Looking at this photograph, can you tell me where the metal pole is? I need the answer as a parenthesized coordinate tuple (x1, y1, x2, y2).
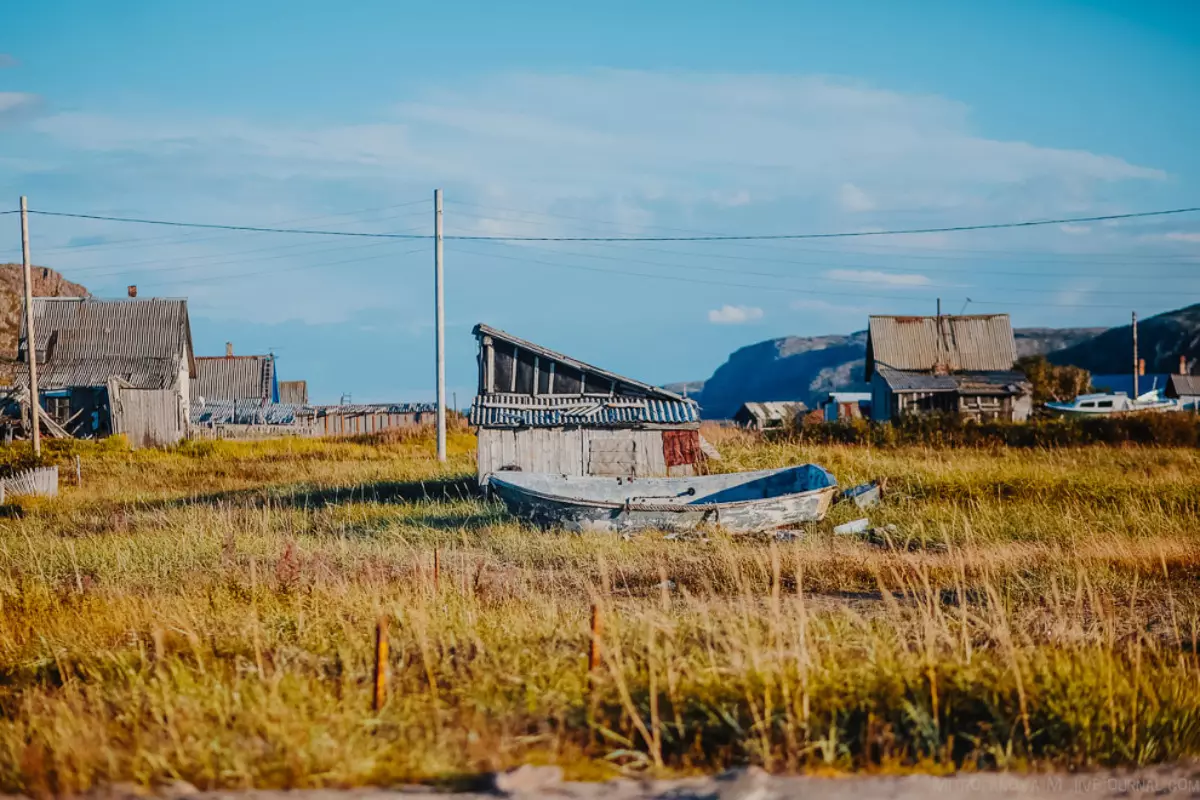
(434, 189, 447, 462)
(1132, 311, 1139, 399)
(19, 197, 40, 458)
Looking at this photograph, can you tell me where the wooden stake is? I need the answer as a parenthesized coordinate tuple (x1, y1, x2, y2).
(74, 454, 82, 487)
(588, 603, 603, 676)
(373, 616, 389, 711)
(433, 548, 441, 592)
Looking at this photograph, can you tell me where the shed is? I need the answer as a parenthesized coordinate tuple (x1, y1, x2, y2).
(733, 401, 807, 430)
(279, 380, 309, 405)
(865, 314, 1031, 422)
(1166, 374, 1200, 411)
(18, 297, 195, 446)
(821, 392, 871, 422)
(470, 324, 702, 483)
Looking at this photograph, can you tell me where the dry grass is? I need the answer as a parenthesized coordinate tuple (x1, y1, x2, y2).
(1, 429, 1198, 793)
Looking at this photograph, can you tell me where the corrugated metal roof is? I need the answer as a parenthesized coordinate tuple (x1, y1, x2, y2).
(473, 323, 685, 402)
(470, 393, 699, 428)
(1167, 374, 1200, 398)
(877, 366, 1028, 395)
(192, 400, 306, 425)
(191, 356, 274, 403)
(735, 401, 808, 424)
(18, 297, 193, 390)
(316, 403, 437, 415)
(866, 314, 1017, 378)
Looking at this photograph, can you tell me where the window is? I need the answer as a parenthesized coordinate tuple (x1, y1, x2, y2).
(1080, 402, 1095, 408)
(1097, 400, 1113, 409)
(46, 396, 71, 425)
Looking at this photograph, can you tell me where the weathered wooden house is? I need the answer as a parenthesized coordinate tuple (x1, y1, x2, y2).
(866, 314, 1032, 423)
(191, 345, 278, 407)
(18, 297, 196, 447)
(470, 324, 702, 483)
(733, 401, 808, 430)
(1166, 373, 1200, 411)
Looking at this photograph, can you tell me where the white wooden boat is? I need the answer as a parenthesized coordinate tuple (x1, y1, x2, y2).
(488, 464, 838, 534)
(1045, 390, 1177, 417)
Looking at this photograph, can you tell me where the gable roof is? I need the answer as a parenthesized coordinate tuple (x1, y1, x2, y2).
(191, 355, 276, 404)
(19, 297, 194, 390)
(473, 323, 685, 401)
(1167, 374, 1200, 398)
(865, 314, 1017, 379)
(734, 401, 808, 424)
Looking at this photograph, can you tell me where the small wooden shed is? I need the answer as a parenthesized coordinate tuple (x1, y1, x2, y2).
(470, 324, 703, 484)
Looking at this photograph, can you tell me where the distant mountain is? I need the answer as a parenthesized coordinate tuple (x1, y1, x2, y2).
(691, 325, 1111, 419)
(1048, 303, 1200, 375)
(662, 380, 706, 398)
(0, 264, 89, 361)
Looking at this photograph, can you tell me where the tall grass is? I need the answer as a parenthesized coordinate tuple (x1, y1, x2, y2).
(0, 431, 1197, 793)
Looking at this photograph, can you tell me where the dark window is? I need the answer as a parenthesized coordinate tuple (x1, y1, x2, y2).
(1080, 402, 1095, 408)
(1097, 400, 1113, 409)
(46, 396, 71, 425)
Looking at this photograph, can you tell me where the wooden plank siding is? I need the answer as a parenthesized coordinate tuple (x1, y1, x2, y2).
(477, 428, 688, 483)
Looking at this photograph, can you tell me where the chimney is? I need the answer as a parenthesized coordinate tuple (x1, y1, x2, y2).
(225, 342, 234, 357)
(127, 285, 137, 298)
(1182, 356, 1189, 376)
(1138, 358, 1146, 376)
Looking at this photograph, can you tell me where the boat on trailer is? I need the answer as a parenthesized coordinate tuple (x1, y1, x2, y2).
(488, 464, 839, 534)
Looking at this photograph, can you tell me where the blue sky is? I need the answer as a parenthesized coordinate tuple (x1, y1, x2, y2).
(2, 1, 1199, 402)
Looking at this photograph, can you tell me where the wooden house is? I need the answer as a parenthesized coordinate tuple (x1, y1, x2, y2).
(733, 401, 807, 430)
(18, 297, 195, 447)
(866, 314, 1032, 423)
(470, 324, 702, 483)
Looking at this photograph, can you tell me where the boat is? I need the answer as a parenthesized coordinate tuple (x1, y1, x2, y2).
(1045, 390, 1177, 417)
(488, 464, 839, 534)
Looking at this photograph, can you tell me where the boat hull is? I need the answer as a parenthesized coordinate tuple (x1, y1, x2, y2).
(489, 465, 838, 534)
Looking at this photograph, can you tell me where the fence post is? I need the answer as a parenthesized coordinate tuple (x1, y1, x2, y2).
(373, 615, 389, 712)
(75, 455, 82, 487)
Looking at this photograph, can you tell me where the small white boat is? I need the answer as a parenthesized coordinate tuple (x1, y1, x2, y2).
(1045, 390, 1177, 417)
(488, 464, 839, 534)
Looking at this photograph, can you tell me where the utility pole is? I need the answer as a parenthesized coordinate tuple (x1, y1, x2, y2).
(19, 197, 40, 458)
(434, 189, 447, 462)
(1132, 311, 1139, 399)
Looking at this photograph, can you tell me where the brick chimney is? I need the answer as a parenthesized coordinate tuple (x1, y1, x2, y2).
(127, 285, 137, 298)
(1182, 355, 1189, 376)
(225, 342, 234, 357)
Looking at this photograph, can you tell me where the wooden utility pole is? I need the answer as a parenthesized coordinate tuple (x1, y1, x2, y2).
(434, 189, 447, 462)
(19, 197, 40, 458)
(1132, 311, 1139, 400)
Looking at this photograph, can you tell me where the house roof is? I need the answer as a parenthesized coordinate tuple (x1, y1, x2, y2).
(470, 393, 699, 428)
(191, 355, 275, 404)
(1167, 374, 1200, 398)
(876, 366, 1029, 395)
(18, 297, 194, 391)
(735, 401, 808, 424)
(473, 323, 686, 402)
(865, 314, 1017, 379)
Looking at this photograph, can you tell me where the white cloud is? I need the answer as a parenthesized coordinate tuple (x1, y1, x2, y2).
(0, 92, 36, 116)
(838, 182, 875, 212)
(825, 269, 931, 287)
(708, 305, 764, 324)
(1164, 232, 1200, 243)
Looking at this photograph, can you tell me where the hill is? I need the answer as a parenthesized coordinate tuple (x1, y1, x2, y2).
(693, 325, 1106, 419)
(0, 263, 89, 362)
(1048, 304, 1200, 375)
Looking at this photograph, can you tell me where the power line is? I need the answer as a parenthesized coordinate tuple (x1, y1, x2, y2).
(25, 205, 1200, 243)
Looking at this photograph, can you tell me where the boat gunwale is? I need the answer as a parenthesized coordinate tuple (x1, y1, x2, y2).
(489, 473, 839, 514)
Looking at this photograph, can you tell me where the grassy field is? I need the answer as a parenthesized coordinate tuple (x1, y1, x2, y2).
(1, 426, 1199, 793)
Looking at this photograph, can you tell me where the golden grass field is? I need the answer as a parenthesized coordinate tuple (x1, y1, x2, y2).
(1, 425, 1198, 794)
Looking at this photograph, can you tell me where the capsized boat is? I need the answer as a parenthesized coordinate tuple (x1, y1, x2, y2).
(1045, 390, 1177, 417)
(488, 464, 838, 534)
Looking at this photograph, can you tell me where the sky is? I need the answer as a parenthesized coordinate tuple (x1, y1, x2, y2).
(2, 0, 1199, 403)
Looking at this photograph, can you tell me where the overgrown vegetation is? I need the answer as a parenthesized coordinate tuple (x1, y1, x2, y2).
(1015, 354, 1091, 403)
(0, 428, 1198, 793)
(785, 411, 1200, 448)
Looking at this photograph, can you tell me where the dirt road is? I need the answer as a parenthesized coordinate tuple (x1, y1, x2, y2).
(81, 763, 1200, 800)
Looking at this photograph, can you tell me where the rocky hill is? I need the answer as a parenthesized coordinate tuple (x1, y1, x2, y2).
(0, 264, 89, 361)
(692, 325, 1107, 419)
(1048, 304, 1200, 375)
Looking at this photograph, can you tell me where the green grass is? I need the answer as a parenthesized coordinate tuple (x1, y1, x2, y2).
(0, 428, 1198, 793)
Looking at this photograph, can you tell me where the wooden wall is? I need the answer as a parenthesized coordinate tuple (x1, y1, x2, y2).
(477, 427, 697, 484)
(112, 387, 186, 448)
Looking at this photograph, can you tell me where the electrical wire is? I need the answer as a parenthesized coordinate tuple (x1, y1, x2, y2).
(26, 205, 1200, 243)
